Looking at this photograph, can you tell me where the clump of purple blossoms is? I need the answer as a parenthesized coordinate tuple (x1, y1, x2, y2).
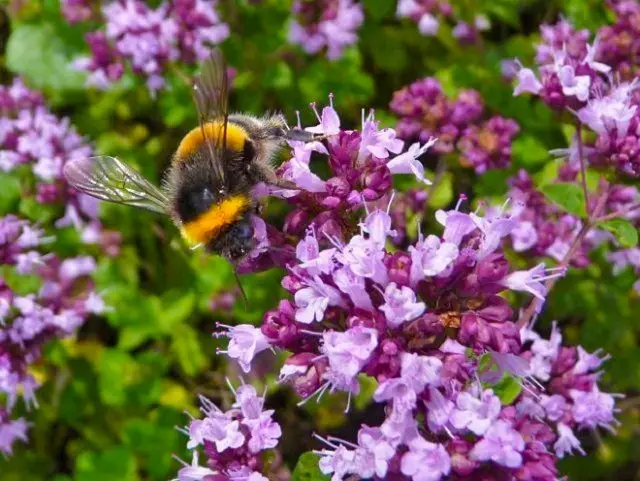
(61, 0, 94, 23)
(597, 0, 640, 80)
(0, 215, 105, 455)
(395, 0, 453, 37)
(514, 18, 594, 110)
(395, 0, 490, 44)
(213, 100, 619, 480)
(74, 0, 229, 93)
(458, 116, 520, 174)
(288, 0, 364, 60)
(390, 78, 519, 172)
(390, 78, 484, 152)
(0, 77, 119, 247)
(513, 18, 640, 177)
(174, 381, 281, 481)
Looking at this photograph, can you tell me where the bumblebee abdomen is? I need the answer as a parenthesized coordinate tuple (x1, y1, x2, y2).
(175, 121, 249, 161)
(180, 194, 252, 246)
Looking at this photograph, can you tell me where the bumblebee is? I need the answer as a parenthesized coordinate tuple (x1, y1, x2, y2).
(64, 49, 316, 263)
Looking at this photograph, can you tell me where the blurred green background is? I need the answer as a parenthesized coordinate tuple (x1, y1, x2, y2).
(0, 0, 638, 480)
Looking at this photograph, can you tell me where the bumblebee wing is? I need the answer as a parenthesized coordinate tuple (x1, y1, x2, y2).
(192, 48, 229, 187)
(63, 155, 169, 214)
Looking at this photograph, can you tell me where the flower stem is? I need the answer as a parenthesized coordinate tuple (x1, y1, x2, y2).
(595, 202, 640, 223)
(516, 183, 610, 328)
(576, 122, 591, 221)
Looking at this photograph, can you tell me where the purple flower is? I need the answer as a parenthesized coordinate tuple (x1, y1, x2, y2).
(386, 139, 436, 184)
(306, 96, 342, 136)
(336, 235, 389, 285)
(294, 276, 344, 324)
(436, 207, 476, 246)
(409, 235, 458, 284)
(540, 394, 567, 422)
(400, 436, 451, 481)
(176, 382, 282, 480)
(425, 387, 455, 434)
(332, 266, 373, 310)
(317, 444, 357, 480)
(400, 352, 442, 392)
(570, 386, 619, 432)
(0, 411, 28, 456)
(577, 81, 637, 137)
(173, 451, 216, 481)
(554, 423, 585, 458)
(76, 0, 228, 93)
(470, 420, 525, 468)
(354, 426, 396, 478)
(289, 0, 364, 60)
(500, 263, 565, 300)
(380, 282, 425, 328)
(215, 323, 271, 373)
(458, 116, 520, 173)
(450, 387, 501, 435)
(188, 416, 245, 452)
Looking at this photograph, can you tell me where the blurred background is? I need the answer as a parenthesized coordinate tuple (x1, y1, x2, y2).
(0, 0, 638, 480)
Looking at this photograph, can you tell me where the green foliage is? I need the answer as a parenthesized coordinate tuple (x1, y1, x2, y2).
(540, 182, 588, 218)
(492, 373, 523, 405)
(1, 1, 639, 480)
(599, 219, 639, 248)
(292, 452, 330, 481)
(7, 23, 85, 93)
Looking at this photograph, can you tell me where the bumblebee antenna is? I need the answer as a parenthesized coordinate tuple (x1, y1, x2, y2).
(233, 268, 249, 309)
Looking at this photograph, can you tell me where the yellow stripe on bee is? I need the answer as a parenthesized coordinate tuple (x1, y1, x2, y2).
(176, 121, 248, 159)
(180, 194, 251, 245)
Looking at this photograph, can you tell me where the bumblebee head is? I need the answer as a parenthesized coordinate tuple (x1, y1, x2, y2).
(219, 218, 255, 262)
(200, 215, 254, 263)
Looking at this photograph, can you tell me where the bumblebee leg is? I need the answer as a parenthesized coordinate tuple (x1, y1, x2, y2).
(248, 162, 297, 190)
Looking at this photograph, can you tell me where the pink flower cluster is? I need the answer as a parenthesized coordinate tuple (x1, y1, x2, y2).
(73, 0, 229, 93)
(61, 0, 94, 24)
(174, 382, 281, 481)
(396, 0, 490, 44)
(390, 78, 519, 173)
(0, 215, 105, 455)
(288, 0, 364, 60)
(0, 78, 118, 244)
(598, 0, 640, 80)
(0, 78, 120, 252)
(514, 18, 640, 177)
(211, 101, 618, 480)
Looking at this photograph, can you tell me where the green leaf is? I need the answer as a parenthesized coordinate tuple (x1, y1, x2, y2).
(363, 0, 396, 20)
(540, 183, 587, 218)
(6, 23, 85, 92)
(75, 446, 137, 481)
(428, 171, 453, 209)
(599, 218, 639, 248)
(98, 349, 133, 407)
(292, 452, 330, 481)
(492, 373, 523, 405)
(0, 175, 21, 214)
(170, 324, 207, 376)
(512, 135, 549, 167)
(158, 290, 196, 331)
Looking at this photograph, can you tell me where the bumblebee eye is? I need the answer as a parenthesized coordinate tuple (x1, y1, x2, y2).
(202, 188, 214, 202)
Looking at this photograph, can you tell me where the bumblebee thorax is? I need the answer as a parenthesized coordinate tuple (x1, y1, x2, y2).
(175, 121, 249, 161)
